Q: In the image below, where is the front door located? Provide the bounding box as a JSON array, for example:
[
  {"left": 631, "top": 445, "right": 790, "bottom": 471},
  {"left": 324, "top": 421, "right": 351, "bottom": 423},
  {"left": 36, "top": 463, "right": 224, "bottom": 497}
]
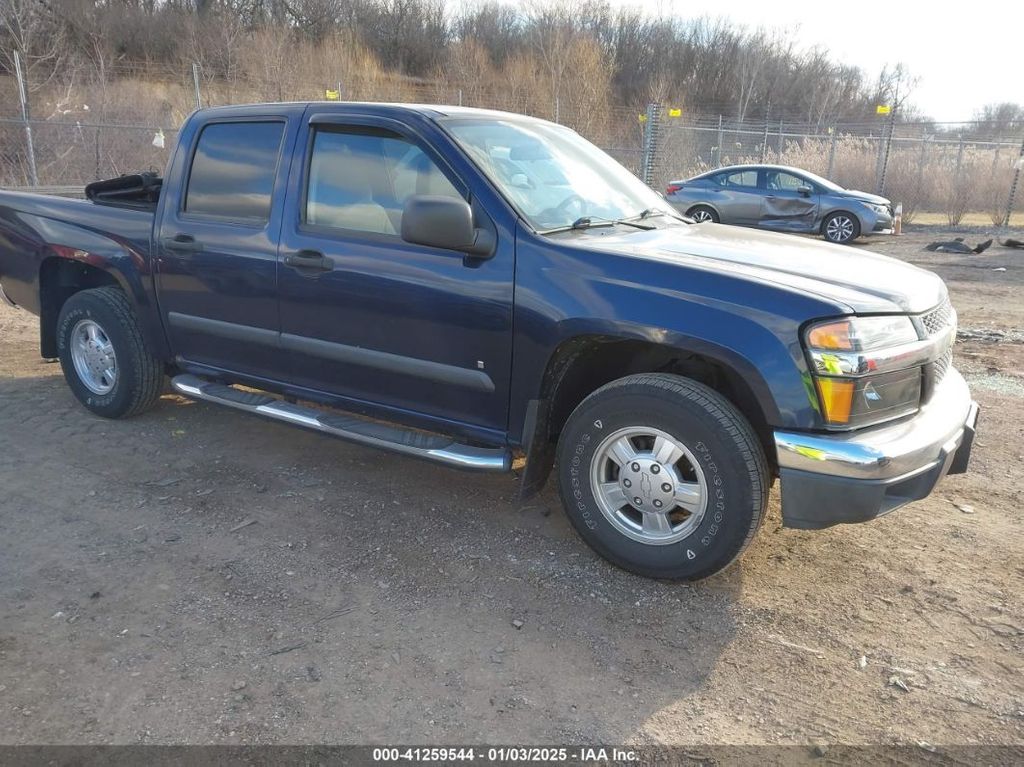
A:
[
  {"left": 276, "top": 115, "right": 515, "bottom": 439},
  {"left": 758, "top": 170, "right": 819, "bottom": 232}
]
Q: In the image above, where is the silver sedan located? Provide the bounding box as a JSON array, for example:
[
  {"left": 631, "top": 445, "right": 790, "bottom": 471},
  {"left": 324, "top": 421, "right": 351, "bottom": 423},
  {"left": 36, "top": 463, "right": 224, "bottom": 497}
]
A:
[{"left": 665, "top": 164, "right": 894, "bottom": 244}]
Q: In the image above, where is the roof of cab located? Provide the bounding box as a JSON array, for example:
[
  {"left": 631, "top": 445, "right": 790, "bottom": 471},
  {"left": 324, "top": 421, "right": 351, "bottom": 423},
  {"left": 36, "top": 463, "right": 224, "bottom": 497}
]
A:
[{"left": 194, "top": 101, "right": 550, "bottom": 124}]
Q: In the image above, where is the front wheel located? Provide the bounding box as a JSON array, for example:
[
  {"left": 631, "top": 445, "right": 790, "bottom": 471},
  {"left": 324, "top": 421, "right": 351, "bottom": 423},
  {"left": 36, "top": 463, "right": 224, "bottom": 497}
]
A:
[
  {"left": 822, "top": 211, "right": 860, "bottom": 244},
  {"left": 56, "top": 287, "right": 165, "bottom": 418},
  {"left": 556, "top": 373, "right": 768, "bottom": 580}
]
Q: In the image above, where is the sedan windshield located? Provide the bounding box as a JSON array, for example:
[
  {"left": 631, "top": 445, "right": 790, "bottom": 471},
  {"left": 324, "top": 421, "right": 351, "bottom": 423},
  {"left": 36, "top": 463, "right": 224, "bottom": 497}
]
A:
[{"left": 443, "top": 118, "right": 679, "bottom": 232}]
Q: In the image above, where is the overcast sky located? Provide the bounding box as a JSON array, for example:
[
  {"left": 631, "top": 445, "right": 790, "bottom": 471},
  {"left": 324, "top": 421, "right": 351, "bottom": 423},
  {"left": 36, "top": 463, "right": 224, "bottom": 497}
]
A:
[{"left": 604, "top": 0, "right": 1022, "bottom": 122}]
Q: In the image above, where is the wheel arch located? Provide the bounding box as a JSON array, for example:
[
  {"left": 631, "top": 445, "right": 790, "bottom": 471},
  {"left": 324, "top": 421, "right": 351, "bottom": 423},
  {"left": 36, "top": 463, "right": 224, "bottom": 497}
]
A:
[
  {"left": 685, "top": 202, "right": 721, "bottom": 221},
  {"left": 820, "top": 209, "right": 861, "bottom": 238},
  {"left": 518, "top": 332, "right": 779, "bottom": 499},
  {"left": 38, "top": 252, "right": 169, "bottom": 361}
]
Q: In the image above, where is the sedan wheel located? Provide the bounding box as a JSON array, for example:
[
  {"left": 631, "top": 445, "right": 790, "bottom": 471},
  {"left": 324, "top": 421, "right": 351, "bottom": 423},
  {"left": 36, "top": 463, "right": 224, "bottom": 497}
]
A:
[
  {"left": 688, "top": 206, "right": 718, "bottom": 223},
  {"left": 824, "top": 213, "right": 859, "bottom": 243}
]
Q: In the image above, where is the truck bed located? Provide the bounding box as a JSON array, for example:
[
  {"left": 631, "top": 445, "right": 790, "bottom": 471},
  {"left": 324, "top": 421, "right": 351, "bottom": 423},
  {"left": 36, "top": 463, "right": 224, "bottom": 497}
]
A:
[{"left": 0, "top": 189, "right": 155, "bottom": 314}]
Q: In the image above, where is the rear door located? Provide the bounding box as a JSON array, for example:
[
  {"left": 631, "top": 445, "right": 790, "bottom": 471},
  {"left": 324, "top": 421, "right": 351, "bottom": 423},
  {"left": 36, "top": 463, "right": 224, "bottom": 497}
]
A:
[
  {"left": 155, "top": 109, "right": 303, "bottom": 378},
  {"left": 758, "top": 170, "right": 819, "bottom": 232},
  {"left": 275, "top": 112, "right": 515, "bottom": 440},
  {"left": 710, "top": 169, "right": 762, "bottom": 225}
]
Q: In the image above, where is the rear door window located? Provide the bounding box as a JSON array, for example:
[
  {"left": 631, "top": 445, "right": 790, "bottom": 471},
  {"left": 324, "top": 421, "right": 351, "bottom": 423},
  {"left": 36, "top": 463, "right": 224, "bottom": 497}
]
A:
[
  {"left": 719, "top": 170, "right": 759, "bottom": 188},
  {"left": 184, "top": 121, "right": 285, "bottom": 222}
]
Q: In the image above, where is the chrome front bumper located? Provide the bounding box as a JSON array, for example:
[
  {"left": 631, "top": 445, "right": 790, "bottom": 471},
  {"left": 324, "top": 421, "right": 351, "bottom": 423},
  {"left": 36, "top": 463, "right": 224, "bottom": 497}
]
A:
[{"left": 774, "top": 368, "right": 978, "bottom": 528}]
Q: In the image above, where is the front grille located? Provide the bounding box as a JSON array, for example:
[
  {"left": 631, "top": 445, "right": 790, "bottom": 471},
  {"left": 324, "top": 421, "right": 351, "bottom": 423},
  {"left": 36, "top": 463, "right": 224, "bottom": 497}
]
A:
[
  {"left": 934, "top": 348, "right": 952, "bottom": 384},
  {"left": 921, "top": 299, "right": 954, "bottom": 337}
]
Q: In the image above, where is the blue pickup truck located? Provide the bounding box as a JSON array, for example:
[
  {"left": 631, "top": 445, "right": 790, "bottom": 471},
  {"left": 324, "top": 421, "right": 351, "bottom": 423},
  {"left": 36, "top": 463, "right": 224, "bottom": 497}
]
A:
[{"left": 0, "top": 102, "right": 978, "bottom": 580}]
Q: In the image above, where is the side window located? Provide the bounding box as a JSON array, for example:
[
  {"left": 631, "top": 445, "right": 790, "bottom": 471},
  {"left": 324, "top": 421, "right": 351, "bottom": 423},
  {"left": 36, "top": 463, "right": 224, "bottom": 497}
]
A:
[
  {"left": 722, "top": 170, "right": 758, "bottom": 188},
  {"left": 305, "top": 128, "right": 462, "bottom": 236},
  {"left": 766, "top": 171, "right": 806, "bottom": 191},
  {"left": 184, "top": 122, "right": 284, "bottom": 222}
]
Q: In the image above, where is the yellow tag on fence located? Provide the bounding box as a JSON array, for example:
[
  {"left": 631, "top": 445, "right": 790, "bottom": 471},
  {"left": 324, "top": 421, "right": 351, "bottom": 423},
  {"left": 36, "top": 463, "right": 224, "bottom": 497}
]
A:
[
  {"left": 668, "top": 108, "right": 682, "bottom": 117},
  {"left": 325, "top": 89, "right": 340, "bottom": 101},
  {"left": 876, "top": 104, "right": 891, "bottom": 115}
]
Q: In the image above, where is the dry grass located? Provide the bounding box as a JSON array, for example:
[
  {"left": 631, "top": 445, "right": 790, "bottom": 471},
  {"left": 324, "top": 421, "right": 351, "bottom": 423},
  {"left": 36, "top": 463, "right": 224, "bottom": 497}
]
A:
[{"left": 909, "top": 211, "right": 1024, "bottom": 227}]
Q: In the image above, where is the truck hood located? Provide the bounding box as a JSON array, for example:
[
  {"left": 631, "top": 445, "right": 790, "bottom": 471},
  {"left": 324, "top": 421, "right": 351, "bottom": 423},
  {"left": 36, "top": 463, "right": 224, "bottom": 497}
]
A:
[{"left": 574, "top": 223, "right": 945, "bottom": 314}]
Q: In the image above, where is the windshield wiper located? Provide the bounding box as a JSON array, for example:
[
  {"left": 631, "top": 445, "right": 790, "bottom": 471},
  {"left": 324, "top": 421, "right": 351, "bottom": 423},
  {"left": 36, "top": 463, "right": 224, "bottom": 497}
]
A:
[
  {"left": 537, "top": 215, "right": 655, "bottom": 235},
  {"left": 632, "top": 207, "right": 687, "bottom": 223}
]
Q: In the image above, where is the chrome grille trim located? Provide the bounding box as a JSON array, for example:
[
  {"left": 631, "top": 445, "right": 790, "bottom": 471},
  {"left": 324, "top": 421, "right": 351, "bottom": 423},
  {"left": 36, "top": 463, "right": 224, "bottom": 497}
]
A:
[
  {"left": 934, "top": 348, "right": 952, "bottom": 384},
  {"left": 921, "top": 299, "right": 954, "bottom": 337}
]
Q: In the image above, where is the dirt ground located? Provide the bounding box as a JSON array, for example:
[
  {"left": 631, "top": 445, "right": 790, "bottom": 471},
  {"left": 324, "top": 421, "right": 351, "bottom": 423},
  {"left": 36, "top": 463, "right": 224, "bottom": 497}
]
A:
[{"left": 1, "top": 227, "right": 1022, "bottom": 749}]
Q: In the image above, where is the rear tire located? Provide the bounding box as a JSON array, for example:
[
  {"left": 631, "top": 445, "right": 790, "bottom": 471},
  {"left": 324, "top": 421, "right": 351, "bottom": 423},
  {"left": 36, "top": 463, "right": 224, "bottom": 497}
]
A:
[
  {"left": 555, "top": 373, "right": 768, "bottom": 580},
  {"left": 56, "top": 287, "right": 164, "bottom": 419},
  {"left": 687, "top": 205, "right": 719, "bottom": 223},
  {"left": 822, "top": 211, "right": 860, "bottom": 244}
]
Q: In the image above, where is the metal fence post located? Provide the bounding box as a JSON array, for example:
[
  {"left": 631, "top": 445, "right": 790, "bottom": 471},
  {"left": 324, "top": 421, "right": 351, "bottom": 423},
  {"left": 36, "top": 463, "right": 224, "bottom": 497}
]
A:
[
  {"left": 13, "top": 51, "right": 39, "bottom": 187},
  {"left": 716, "top": 114, "right": 723, "bottom": 165},
  {"left": 760, "top": 122, "right": 769, "bottom": 162},
  {"left": 876, "top": 108, "right": 896, "bottom": 195},
  {"left": 640, "top": 103, "right": 660, "bottom": 186},
  {"left": 1005, "top": 133, "right": 1024, "bottom": 228},
  {"left": 192, "top": 62, "right": 202, "bottom": 109},
  {"left": 954, "top": 134, "right": 965, "bottom": 181},
  {"left": 915, "top": 131, "right": 929, "bottom": 200},
  {"left": 826, "top": 128, "right": 837, "bottom": 178}
]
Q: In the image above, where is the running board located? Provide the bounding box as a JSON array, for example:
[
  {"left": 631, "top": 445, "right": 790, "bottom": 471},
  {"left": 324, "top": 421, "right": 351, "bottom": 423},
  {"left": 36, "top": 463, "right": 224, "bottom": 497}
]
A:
[{"left": 170, "top": 374, "right": 511, "bottom": 472}]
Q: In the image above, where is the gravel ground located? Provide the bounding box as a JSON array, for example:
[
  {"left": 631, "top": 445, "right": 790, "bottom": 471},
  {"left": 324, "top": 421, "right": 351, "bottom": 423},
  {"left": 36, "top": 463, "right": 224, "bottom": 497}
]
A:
[{"left": 0, "top": 227, "right": 1022, "bottom": 748}]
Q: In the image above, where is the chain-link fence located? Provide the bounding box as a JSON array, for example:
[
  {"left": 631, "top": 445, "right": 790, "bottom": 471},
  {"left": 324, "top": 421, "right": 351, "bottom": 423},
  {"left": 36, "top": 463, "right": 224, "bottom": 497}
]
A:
[
  {"left": 1, "top": 66, "right": 1021, "bottom": 227},
  {"left": 647, "top": 107, "right": 1024, "bottom": 226}
]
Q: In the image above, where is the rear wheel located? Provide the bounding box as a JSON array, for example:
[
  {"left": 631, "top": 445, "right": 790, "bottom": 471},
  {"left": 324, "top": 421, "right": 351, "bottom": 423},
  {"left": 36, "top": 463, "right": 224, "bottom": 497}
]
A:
[
  {"left": 555, "top": 373, "right": 768, "bottom": 580},
  {"left": 687, "top": 205, "right": 719, "bottom": 223},
  {"left": 56, "top": 287, "right": 164, "bottom": 418},
  {"left": 822, "top": 211, "right": 860, "bottom": 244}
]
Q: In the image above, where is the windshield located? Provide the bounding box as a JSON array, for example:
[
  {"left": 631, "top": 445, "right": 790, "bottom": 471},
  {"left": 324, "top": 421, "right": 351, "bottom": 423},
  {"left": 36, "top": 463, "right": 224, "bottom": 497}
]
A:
[
  {"left": 443, "top": 118, "right": 678, "bottom": 231},
  {"left": 799, "top": 169, "right": 845, "bottom": 192}
]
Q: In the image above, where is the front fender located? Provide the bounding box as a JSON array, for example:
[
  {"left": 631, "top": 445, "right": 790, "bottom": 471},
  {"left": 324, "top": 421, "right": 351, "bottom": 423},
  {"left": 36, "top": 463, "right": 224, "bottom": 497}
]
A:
[{"left": 509, "top": 229, "right": 845, "bottom": 442}]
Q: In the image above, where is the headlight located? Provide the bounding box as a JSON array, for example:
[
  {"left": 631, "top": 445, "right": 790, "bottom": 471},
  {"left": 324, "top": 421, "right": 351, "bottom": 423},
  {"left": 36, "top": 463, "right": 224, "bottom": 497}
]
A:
[
  {"left": 866, "top": 202, "right": 889, "bottom": 215},
  {"left": 804, "top": 316, "right": 924, "bottom": 428}
]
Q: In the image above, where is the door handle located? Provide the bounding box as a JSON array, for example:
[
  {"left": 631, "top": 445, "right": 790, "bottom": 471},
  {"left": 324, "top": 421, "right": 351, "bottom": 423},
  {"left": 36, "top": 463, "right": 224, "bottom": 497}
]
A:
[
  {"left": 284, "top": 250, "right": 332, "bottom": 272},
  {"left": 161, "top": 233, "right": 203, "bottom": 253}
]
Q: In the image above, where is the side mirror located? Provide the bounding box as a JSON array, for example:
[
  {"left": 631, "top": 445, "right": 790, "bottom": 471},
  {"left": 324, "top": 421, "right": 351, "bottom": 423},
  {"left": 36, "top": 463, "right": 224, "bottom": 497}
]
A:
[
  {"left": 797, "top": 184, "right": 813, "bottom": 197},
  {"left": 401, "top": 195, "right": 495, "bottom": 258}
]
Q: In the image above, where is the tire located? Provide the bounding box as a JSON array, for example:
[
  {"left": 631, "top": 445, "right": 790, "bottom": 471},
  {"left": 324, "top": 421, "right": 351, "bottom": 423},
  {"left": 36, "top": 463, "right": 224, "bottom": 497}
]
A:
[
  {"left": 822, "top": 211, "right": 860, "bottom": 244},
  {"left": 687, "top": 205, "right": 719, "bottom": 224},
  {"left": 56, "top": 286, "right": 164, "bottom": 419},
  {"left": 555, "top": 373, "right": 768, "bottom": 581}
]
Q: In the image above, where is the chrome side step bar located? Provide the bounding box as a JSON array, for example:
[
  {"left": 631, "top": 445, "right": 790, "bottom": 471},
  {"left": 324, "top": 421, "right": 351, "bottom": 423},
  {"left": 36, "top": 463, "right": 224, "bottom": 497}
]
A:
[{"left": 170, "top": 374, "right": 511, "bottom": 472}]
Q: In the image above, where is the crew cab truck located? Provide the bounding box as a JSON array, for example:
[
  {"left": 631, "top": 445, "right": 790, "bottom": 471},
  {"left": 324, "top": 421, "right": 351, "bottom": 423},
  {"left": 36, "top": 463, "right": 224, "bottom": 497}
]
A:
[{"left": 0, "top": 103, "right": 979, "bottom": 580}]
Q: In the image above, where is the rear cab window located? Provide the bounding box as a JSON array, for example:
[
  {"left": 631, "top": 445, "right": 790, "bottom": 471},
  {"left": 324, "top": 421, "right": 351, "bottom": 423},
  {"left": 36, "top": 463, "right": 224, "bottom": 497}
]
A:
[{"left": 184, "top": 121, "right": 286, "bottom": 224}]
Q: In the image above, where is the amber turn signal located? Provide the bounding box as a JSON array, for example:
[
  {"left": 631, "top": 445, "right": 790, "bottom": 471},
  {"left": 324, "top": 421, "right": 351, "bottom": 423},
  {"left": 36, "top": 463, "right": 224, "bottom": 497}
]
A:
[
  {"left": 806, "top": 321, "right": 853, "bottom": 351},
  {"left": 815, "top": 377, "right": 854, "bottom": 424}
]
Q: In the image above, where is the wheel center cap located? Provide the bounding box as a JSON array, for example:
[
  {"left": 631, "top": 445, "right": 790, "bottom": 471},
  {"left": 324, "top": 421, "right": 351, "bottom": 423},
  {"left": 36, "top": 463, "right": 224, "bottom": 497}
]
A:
[{"left": 620, "top": 458, "right": 674, "bottom": 509}]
